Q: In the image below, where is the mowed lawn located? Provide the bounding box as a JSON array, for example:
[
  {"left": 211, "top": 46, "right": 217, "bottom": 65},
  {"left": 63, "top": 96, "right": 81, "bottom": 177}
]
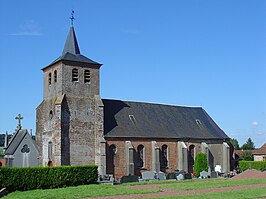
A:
[{"left": 3, "top": 178, "right": 266, "bottom": 199}]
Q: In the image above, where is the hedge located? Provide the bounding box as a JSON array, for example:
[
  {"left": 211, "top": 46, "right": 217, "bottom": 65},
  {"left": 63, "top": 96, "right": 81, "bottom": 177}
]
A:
[
  {"left": 0, "top": 165, "right": 98, "bottom": 192},
  {"left": 239, "top": 161, "right": 266, "bottom": 172}
]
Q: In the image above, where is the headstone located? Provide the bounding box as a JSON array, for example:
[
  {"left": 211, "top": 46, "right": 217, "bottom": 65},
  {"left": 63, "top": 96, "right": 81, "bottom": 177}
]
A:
[
  {"left": 166, "top": 172, "right": 177, "bottom": 179},
  {"left": 142, "top": 171, "right": 155, "bottom": 180},
  {"left": 121, "top": 175, "right": 139, "bottom": 183},
  {"left": 183, "top": 173, "right": 192, "bottom": 179},
  {"left": 210, "top": 171, "right": 218, "bottom": 178},
  {"left": 100, "top": 175, "right": 110, "bottom": 181},
  {"left": 109, "top": 175, "right": 114, "bottom": 182},
  {"left": 157, "top": 171, "right": 166, "bottom": 180},
  {"left": 200, "top": 171, "right": 209, "bottom": 179},
  {"left": 176, "top": 173, "right": 184, "bottom": 180},
  {"left": 215, "top": 165, "right": 221, "bottom": 173}
]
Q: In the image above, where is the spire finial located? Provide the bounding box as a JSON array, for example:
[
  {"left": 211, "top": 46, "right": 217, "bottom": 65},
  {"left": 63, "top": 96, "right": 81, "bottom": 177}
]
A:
[{"left": 70, "top": 10, "right": 75, "bottom": 27}]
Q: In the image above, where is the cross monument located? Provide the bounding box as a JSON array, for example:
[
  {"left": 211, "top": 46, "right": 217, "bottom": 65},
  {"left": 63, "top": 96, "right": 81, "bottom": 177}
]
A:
[{"left": 15, "top": 113, "right": 23, "bottom": 129}]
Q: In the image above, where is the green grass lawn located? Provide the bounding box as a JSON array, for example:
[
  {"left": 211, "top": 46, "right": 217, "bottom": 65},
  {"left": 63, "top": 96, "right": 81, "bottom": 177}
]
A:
[
  {"left": 3, "top": 184, "right": 159, "bottom": 199},
  {"left": 3, "top": 178, "right": 266, "bottom": 199},
  {"left": 159, "top": 178, "right": 266, "bottom": 190},
  {"left": 153, "top": 187, "right": 266, "bottom": 199}
]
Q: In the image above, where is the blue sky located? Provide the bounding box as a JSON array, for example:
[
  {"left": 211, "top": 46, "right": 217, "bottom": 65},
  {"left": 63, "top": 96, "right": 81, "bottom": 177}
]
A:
[{"left": 0, "top": 0, "right": 265, "bottom": 147}]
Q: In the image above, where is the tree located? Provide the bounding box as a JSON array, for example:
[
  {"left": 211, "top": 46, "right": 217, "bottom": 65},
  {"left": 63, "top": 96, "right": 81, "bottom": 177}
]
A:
[
  {"left": 240, "top": 151, "right": 254, "bottom": 161},
  {"left": 194, "top": 153, "right": 208, "bottom": 177},
  {"left": 241, "top": 138, "right": 255, "bottom": 150},
  {"left": 0, "top": 148, "right": 4, "bottom": 157},
  {"left": 230, "top": 138, "right": 240, "bottom": 150}
]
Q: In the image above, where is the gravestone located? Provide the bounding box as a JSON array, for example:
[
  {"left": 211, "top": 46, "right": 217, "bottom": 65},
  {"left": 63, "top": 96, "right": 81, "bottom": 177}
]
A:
[
  {"left": 157, "top": 171, "right": 166, "bottom": 180},
  {"left": 200, "top": 171, "right": 209, "bottom": 179},
  {"left": 121, "top": 175, "right": 139, "bottom": 183},
  {"left": 100, "top": 175, "right": 110, "bottom": 181},
  {"left": 166, "top": 172, "right": 177, "bottom": 179},
  {"left": 183, "top": 173, "right": 192, "bottom": 179},
  {"left": 176, "top": 173, "right": 184, "bottom": 180},
  {"left": 210, "top": 171, "right": 218, "bottom": 178},
  {"left": 142, "top": 171, "right": 155, "bottom": 180},
  {"left": 215, "top": 165, "right": 221, "bottom": 173}
]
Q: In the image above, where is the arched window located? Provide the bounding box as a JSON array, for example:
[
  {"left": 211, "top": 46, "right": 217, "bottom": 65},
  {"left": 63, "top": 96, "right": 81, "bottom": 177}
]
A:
[
  {"left": 189, "top": 145, "right": 195, "bottom": 160},
  {"left": 48, "top": 141, "right": 52, "bottom": 161},
  {"left": 109, "top": 144, "right": 117, "bottom": 156},
  {"left": 84, "top": 70, "right": 90, "bottom": 83},
  {"left": 54, "top": 70, "right": 57, "bottom": 83},
  {"left": 48, "top": 73, "right": 52, "bottom": 85},
  {"left": 136, "top": 144, "right": 145, "bottom": 168},
  {"left": 161, "top": 144, "right": 168, "bottom": 167},
  {"left": 188, "top": 144, "right": 195, "bottom": 173},
  {"left": 72, "top": 68, "right": 78, "bottom": 82},
  {"left": 49, "top": 110, "right": 53, "bottom": 119}
]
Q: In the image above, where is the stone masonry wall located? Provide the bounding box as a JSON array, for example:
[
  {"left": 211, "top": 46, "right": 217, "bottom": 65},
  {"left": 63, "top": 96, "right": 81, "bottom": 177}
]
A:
[{"left": 106, "top": 139, "right": 228, "bottom": 179}]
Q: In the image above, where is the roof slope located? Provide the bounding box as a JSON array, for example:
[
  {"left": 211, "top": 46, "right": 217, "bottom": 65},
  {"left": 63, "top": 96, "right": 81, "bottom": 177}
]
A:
[
  {"left": 235, "top": 143, "right": 266, "bottom": 155},
  {"left": 43, "top": 27, "right": 101, "bottom": 70},
  {"left": 103, "top": 99, "right": 228, "bottom": 139},
  {"left": 5, "top": 129, "right": 28, "bottom": 155}
]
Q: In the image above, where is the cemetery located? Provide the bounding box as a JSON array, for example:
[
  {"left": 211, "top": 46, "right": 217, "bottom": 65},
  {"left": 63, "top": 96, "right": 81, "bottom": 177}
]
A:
[
  {"left": 1, "top": 156, "right": 265, "bottom": 198},
  {"left": 0, "top": 168, "right": 265, "bottom": 198}
]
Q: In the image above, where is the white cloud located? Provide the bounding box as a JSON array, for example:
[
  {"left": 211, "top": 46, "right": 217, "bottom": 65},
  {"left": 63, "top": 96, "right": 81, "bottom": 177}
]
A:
[
  {"left": 252, "top": 121, "right": 258, "bottom": 126},
  {"left": 10, "top": 20, "right": 42, "bottom": 36}
]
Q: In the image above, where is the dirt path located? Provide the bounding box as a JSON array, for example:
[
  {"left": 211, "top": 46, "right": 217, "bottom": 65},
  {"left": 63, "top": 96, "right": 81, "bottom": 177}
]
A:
[{"left": 89, "top": 183, "right": 266, "bottom": 199}]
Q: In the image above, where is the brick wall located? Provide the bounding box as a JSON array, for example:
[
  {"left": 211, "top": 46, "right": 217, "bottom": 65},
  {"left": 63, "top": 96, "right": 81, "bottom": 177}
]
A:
[
  {"left": 106, "top": 139, "right": 227, "bottom": 179},
  {"left": 0, "top": 159, "right": 5, "bottom": 166}
]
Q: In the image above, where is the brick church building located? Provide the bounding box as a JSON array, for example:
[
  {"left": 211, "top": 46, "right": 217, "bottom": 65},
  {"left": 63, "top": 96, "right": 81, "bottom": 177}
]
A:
[{"left": 36, "top": 25, "right": 233, "bottom": 178}]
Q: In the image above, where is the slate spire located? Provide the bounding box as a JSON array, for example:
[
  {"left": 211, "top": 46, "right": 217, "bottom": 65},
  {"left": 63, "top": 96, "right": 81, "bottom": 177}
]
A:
[
  {"left": 43, "top": 14, "right": 102, "bottom": 70},
  {"left": 62, "top": 26, "right": 80, "bottom": 55}
]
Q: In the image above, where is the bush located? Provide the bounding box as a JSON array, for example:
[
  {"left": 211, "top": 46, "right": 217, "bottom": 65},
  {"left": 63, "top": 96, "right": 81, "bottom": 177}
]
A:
[
  {"left": 194, "top": 153, "right": 208, "bottom": 177},
  {"left": 0, "top": 165, "right": 98, "bottom": 192},
  {"left": 239, "top": 161, "right": 266, "bottom": 172}
]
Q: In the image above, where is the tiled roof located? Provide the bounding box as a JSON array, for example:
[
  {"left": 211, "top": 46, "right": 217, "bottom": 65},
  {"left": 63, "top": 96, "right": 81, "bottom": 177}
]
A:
[
  {"left": 103, "top": 99, "right": 228, "bottom": 139},
  {"left": 234, "top": 143, "right": 266, "bottom": 155}
]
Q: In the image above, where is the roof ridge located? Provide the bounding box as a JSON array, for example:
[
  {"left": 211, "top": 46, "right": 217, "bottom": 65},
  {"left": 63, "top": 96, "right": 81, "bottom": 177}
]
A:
[{"left": 102, "top": 98, "right": 203, "bottom": 109}]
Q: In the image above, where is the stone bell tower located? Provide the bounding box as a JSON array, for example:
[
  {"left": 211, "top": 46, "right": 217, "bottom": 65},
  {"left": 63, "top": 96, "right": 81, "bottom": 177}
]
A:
[{"left": 36, "top": 22, "right": 106, "bottom": 175}]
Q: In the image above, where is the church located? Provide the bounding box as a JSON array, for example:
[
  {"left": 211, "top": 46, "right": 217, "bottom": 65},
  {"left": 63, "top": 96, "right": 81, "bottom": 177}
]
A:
[{"left": 36, "top": 24, "right": 233, "bottom": 178}]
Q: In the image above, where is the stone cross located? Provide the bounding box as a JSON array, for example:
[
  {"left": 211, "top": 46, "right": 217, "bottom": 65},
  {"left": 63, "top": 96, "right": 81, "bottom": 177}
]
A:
[{"left": 15, "top": 113, "right": 23, "bottom": 129}]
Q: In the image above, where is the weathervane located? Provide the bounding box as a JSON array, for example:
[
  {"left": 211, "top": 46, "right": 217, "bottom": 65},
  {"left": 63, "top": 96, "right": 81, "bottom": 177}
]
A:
[{"left": 70, "top": 10, "right": 75, "bottom": 26}]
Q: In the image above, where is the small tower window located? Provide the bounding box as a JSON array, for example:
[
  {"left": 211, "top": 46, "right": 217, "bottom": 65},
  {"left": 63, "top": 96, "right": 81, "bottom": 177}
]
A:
[
  {"left": 72, "top": 68, "right": 79, "bottom": 82},
  {"left": 54, "top": 70, "right": 57, "bottom": 83},
  {"left": 48, "top": 73, "right": 52, "bottom": 85},
  {"left": 48, "top": 141, "right": 52, "bottom": 161},
  {"left": 49, "top": 110, "right": 53, "bottom": 119},
  {"left": 84, "top": 70, "right": 91, "bottom": 83}
]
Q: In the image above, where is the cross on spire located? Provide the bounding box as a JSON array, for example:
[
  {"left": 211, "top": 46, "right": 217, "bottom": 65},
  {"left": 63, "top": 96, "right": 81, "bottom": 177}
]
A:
[
  {"left": 15, "top": 113, "right": 23, "bottom": 129},
  {"left": 70, "top": 10, "right": 75, "bottom": 26}
]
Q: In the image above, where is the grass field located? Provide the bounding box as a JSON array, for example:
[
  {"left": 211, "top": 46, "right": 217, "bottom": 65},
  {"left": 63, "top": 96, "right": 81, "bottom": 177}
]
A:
[
  {"left": 3, "top": 178, "right": 266, "bottom": 199},
  {"left": 155, "top": 187, "right": 266, "bottom": 199},
  {"left": 159, "top": 178, "right": 266, "bottom": 190}
]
